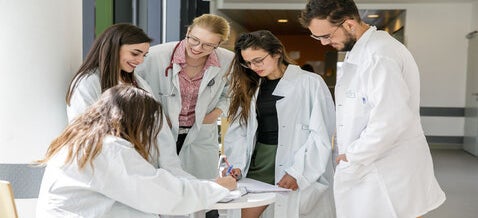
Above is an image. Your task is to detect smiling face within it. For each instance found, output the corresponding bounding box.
[240,48,282,80]
[119,42,150,73]
[185,26,222,59]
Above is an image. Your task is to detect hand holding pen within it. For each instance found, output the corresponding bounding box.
[220,157,242,180]
[228,168,242,181]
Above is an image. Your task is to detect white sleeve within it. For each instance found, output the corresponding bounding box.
[285,78,336,189]
[91,139,230,215]
[66,74,101,122]
[224,114,251,174]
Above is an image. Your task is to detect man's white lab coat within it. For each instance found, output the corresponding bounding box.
[334,26,446,218]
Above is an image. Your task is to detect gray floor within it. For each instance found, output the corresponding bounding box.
[425,149,478,218]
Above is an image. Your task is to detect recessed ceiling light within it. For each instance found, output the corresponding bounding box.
[278,19,288,23]
[367,14,379,18]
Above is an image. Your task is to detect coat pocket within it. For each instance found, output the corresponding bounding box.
[299,182,330,214]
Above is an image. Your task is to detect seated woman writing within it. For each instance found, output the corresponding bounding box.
[36,84,236,217]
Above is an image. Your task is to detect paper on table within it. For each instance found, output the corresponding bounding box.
[218,186,248,203]
[238,178,291,193]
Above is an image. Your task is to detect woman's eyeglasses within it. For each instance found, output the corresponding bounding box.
[186,35,219,51]
[240,54,269,69]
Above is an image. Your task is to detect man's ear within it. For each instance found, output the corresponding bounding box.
[343,19,355,32]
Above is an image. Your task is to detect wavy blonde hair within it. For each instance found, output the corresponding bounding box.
[188,14,230,42]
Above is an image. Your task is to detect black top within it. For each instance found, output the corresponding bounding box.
[256,78,283,145]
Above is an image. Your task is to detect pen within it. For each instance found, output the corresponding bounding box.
[226,165,233,176]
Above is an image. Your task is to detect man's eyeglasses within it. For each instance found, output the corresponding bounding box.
[240,54,269,69]
[310,20,346,42]
[186,35,219,51]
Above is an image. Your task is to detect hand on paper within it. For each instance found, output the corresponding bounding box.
[277,173,298,191]
[216,175,237,190]
[336,154,348,164]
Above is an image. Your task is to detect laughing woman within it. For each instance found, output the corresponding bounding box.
[65,23,191,179]
[136,14,234,181]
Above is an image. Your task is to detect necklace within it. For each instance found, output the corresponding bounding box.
[185,55,206,69]
[185,63,204,68]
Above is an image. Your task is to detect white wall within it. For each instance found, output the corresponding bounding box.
[473,2,478,29]
[360,3,471,108]
[361,3,472,140]
[0,1,82,216]
[210,3,248,51]
[0,0,82,163]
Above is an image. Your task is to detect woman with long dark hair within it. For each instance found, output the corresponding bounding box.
[224,30,336,218]
[65,23,191,179]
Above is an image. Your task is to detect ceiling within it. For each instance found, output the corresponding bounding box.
[217,0,476,35]
[220,0,477,3]
[219,9,404,35]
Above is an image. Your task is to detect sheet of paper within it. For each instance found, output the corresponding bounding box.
[238,178,291,193]
[218,186,248,203]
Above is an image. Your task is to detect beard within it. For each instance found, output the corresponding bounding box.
[339,30,356,52]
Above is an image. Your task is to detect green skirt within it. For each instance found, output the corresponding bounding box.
[246,142,277,185]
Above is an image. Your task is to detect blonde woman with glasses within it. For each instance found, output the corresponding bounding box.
[224,30,336,218]
[137,14,233,184]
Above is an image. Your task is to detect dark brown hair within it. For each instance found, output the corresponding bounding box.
[299,0,361,27]
[66,23,152,105]
[227,30,294,125]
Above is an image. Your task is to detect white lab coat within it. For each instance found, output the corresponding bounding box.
[224,65,336,218]
[36,135,230,218]
[66,70,193,179]
[334,26,446,218]
[136,42,234,179]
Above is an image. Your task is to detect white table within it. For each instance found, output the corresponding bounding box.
[215,192,276,218]
[212,192,276,210]
[192,178,290,218]
[191,192,276,218]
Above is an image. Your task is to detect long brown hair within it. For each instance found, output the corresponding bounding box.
[66,23,152,105]
[39,84,162,169]
[227,30,294,125]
